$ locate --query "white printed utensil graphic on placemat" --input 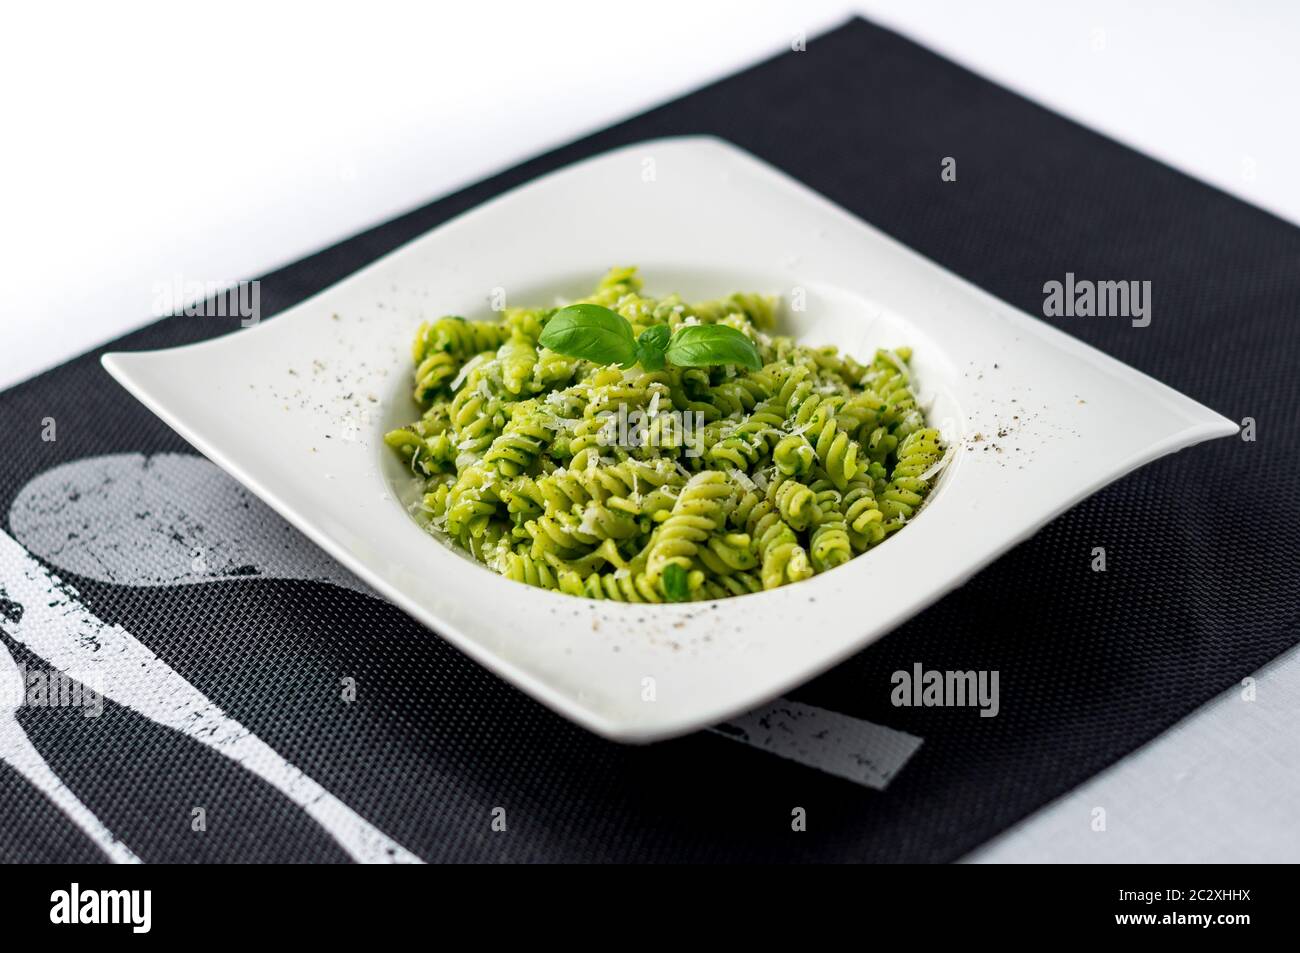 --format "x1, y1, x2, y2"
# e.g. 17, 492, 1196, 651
0, 637, 141, 864
0, 453, 923, 860
12, 453, 924, 785
9, 453, 373, 595
0, 520, 420, 864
